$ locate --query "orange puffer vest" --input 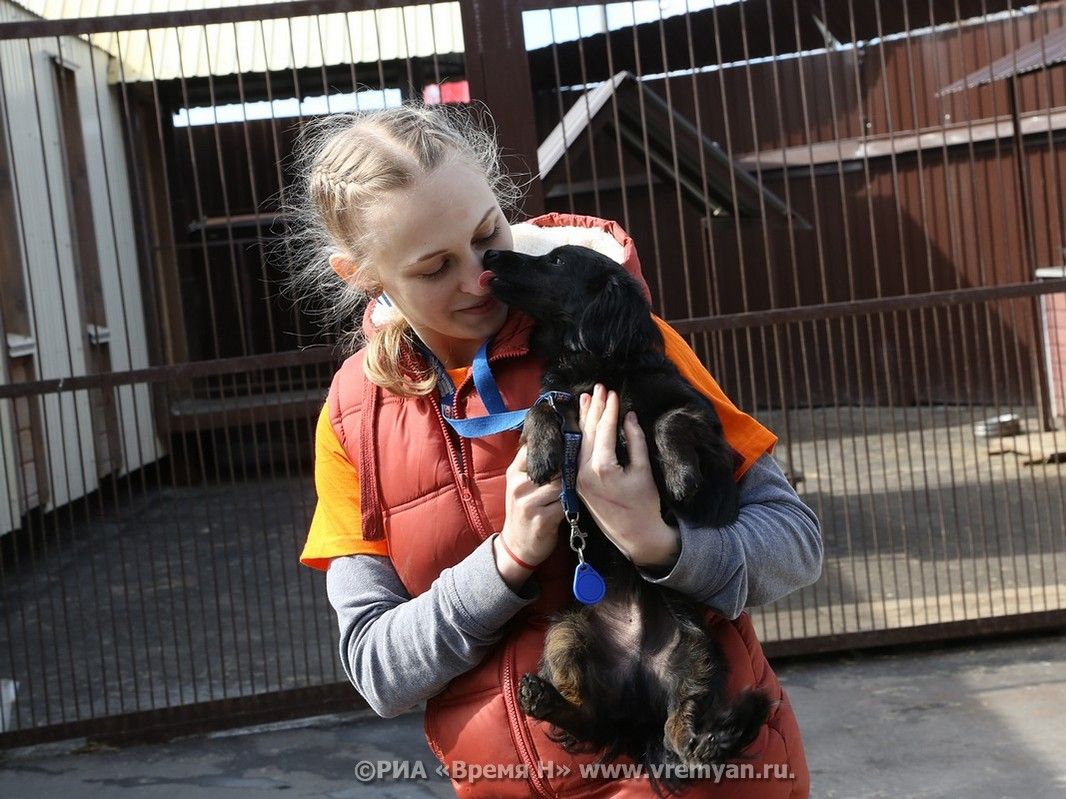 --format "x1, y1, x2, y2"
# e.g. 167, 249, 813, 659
326, 214, 810, 798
